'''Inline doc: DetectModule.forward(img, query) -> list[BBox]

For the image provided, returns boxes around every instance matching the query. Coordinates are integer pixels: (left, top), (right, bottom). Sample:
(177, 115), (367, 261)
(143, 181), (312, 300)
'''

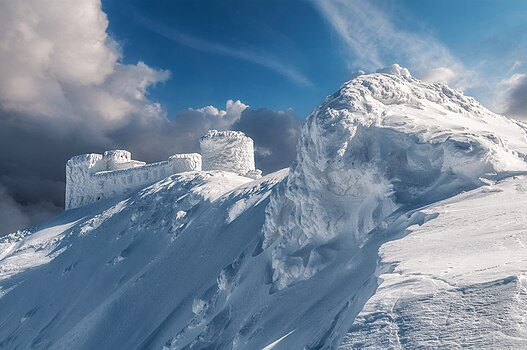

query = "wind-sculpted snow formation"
(264, 64), (527, 290)
(1, 65), (527, 349)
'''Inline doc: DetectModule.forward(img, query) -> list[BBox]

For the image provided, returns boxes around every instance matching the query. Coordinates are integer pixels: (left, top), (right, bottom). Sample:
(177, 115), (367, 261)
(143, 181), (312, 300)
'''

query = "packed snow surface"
(340, 177), (527, 349)
(1, 66), (527, 349)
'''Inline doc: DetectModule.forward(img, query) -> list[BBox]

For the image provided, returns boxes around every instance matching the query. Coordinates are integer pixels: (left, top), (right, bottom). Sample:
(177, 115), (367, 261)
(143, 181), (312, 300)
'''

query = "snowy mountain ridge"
(264, 64), (527, 290)
(1, 65), (526, 349)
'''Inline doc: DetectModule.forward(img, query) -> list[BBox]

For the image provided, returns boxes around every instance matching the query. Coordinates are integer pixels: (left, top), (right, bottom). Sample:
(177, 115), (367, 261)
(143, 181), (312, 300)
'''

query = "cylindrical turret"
(199, 130), (258, 177)
(104, 150), (132, 170)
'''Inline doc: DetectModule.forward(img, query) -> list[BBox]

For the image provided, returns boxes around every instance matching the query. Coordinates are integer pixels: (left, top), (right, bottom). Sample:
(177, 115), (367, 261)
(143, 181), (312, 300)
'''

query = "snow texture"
(200, 130), (262, 179)
(339, 177), (527, 349)
(263, 63), (527, 290)
(65, 150), (202, 210)
(1, 66), (527, 349)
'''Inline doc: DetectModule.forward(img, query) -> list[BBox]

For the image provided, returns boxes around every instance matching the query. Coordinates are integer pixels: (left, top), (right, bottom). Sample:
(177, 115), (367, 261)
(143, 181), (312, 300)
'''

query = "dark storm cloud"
(502, 74), (527, 119)
(0, 109), (110, 236)
(233, 108), (302, 174)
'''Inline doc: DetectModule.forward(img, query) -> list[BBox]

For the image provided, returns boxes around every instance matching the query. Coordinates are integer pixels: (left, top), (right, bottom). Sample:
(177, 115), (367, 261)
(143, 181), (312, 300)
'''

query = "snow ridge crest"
(263, 65), (527, 290)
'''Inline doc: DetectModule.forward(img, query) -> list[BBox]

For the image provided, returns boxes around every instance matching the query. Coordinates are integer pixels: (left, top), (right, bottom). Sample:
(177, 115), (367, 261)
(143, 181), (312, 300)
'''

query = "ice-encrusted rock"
(200, 130), (262, 179)
(264, 66), (527, 290)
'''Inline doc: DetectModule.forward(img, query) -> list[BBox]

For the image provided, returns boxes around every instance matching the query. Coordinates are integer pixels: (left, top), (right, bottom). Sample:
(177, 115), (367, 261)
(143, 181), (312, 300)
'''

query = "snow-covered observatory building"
(65, 130), (260, 210)
(200, 130), (261, 179)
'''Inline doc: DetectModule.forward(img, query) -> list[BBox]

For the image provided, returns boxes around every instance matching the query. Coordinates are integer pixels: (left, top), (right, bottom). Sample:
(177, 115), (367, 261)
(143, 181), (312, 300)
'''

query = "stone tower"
(199, 130), (261, 178)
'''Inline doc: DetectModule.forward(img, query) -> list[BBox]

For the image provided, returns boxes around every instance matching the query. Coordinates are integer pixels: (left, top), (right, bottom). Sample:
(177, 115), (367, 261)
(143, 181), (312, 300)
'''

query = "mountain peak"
(2, 73), (527, 349)
(264, 70), (527, 289)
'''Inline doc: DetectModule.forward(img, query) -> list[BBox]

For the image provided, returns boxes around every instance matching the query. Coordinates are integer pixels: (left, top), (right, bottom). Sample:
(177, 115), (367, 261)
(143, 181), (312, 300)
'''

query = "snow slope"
(340, 177), (527, 349)
(1, 65), (527, 349)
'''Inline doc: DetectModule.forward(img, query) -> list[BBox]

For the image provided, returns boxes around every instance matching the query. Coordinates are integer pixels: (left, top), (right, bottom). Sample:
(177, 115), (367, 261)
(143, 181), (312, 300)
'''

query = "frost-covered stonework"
(65, 151), (201, 210)
(200, 130), (262, 179)
(66, 130), (261, 210)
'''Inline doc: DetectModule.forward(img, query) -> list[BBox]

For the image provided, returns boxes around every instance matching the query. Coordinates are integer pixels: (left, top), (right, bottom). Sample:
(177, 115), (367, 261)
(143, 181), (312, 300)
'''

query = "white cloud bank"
(0, 0), (170, 127)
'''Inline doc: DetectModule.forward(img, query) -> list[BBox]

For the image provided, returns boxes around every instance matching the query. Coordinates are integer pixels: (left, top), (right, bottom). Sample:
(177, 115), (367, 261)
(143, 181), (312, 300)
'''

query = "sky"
(102, 0), (527, 116)
(0, 0), (526, 236)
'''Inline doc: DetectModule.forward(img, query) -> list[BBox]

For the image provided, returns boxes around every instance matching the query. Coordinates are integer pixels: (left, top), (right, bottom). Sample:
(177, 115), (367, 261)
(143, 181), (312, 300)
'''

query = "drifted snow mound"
(264, 64), (527, 290)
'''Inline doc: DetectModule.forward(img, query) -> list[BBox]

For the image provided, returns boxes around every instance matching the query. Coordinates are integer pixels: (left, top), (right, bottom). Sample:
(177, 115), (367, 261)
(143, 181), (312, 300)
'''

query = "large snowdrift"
(1, 65), (527, 349)
(264, 64), (527, 290)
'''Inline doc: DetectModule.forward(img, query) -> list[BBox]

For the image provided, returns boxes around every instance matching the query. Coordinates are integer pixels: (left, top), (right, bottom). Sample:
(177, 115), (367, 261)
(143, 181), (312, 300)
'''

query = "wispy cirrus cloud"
(131, 11), (313, 87)
(311, 0), (475, 89)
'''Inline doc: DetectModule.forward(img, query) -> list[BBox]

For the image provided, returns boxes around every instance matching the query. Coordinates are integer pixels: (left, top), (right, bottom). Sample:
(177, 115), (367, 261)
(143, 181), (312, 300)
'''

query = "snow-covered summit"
(264, 66), (527, 289)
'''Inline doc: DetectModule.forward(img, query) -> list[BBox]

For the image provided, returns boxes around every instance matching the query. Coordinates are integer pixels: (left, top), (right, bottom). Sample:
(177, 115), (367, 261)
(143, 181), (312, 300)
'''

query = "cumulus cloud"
(311, 0), (474, 89)
(0, 0), (169, 125)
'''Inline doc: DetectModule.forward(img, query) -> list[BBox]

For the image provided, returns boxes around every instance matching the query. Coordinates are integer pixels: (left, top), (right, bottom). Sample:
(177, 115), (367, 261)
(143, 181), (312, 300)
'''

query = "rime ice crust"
(65, 152), (202, 210)
(199, 130), (261, 178)
(264, 67), (527, 290)
(65, 130), (261, 210)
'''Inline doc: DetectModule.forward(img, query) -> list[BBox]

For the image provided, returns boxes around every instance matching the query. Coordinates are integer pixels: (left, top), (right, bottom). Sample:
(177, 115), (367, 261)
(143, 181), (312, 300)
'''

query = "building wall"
(65, 152), (201, 210)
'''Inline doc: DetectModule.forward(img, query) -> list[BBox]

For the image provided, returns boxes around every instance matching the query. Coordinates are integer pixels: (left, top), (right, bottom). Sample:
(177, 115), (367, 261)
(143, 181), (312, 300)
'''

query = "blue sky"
(102, 0), (342, 116)
(102, 0), (527, 117)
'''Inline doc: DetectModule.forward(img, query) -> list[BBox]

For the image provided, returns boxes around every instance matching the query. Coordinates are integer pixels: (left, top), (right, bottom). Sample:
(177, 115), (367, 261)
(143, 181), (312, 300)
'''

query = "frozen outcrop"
(65, 151), (201, 210)
(200, 130), (261, 179)
(264, 66), (527, 290)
